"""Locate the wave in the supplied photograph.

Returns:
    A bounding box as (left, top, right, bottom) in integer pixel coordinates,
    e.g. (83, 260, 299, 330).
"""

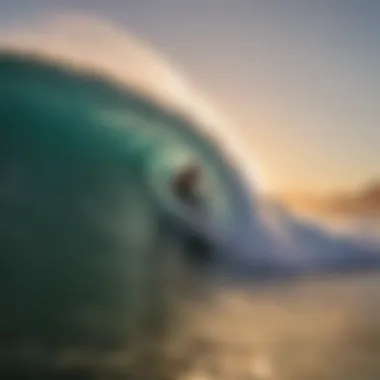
(1, 14, 380, 379)
(0, 18, 379, 276)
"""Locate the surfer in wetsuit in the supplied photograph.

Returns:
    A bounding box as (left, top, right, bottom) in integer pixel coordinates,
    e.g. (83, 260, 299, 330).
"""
(172, 164, 204, 210)
(171, 163, 212, 267)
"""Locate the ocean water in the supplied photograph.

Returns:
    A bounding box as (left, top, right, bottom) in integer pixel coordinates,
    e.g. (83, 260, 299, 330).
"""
(0, 51, 255, 378)
(1, 51, 379, 380)
(179, 274, 380, 380)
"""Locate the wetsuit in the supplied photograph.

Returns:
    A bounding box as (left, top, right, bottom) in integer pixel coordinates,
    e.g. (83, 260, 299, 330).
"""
(171, 166, 212, 267)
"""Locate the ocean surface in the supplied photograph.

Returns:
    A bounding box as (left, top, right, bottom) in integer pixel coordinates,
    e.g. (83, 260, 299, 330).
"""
(180, 274, 380, 380)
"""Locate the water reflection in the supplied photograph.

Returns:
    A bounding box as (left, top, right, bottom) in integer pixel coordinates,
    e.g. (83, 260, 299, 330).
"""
(179, 274, 380, 380)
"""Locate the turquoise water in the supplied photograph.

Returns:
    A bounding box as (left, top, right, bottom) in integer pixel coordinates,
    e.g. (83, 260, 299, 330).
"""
(0, 51, 256, 377)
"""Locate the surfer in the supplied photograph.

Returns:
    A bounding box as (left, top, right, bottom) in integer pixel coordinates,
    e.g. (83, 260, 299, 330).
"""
(171, 163, 212, 267)
(171, 163, 204, 211)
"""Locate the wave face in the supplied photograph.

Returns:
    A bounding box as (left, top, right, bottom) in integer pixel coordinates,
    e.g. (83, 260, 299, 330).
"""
(0, 51, 260, 378)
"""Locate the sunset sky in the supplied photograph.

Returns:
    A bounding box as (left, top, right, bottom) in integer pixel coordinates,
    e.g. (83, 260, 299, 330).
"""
(1, 1, 379, 194)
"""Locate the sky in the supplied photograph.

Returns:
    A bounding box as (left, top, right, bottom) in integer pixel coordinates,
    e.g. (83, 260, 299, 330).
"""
(0, 1, 379, 194)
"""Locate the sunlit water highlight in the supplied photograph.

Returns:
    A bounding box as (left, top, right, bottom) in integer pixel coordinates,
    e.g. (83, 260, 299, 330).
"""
(178, 274, 380, 380)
